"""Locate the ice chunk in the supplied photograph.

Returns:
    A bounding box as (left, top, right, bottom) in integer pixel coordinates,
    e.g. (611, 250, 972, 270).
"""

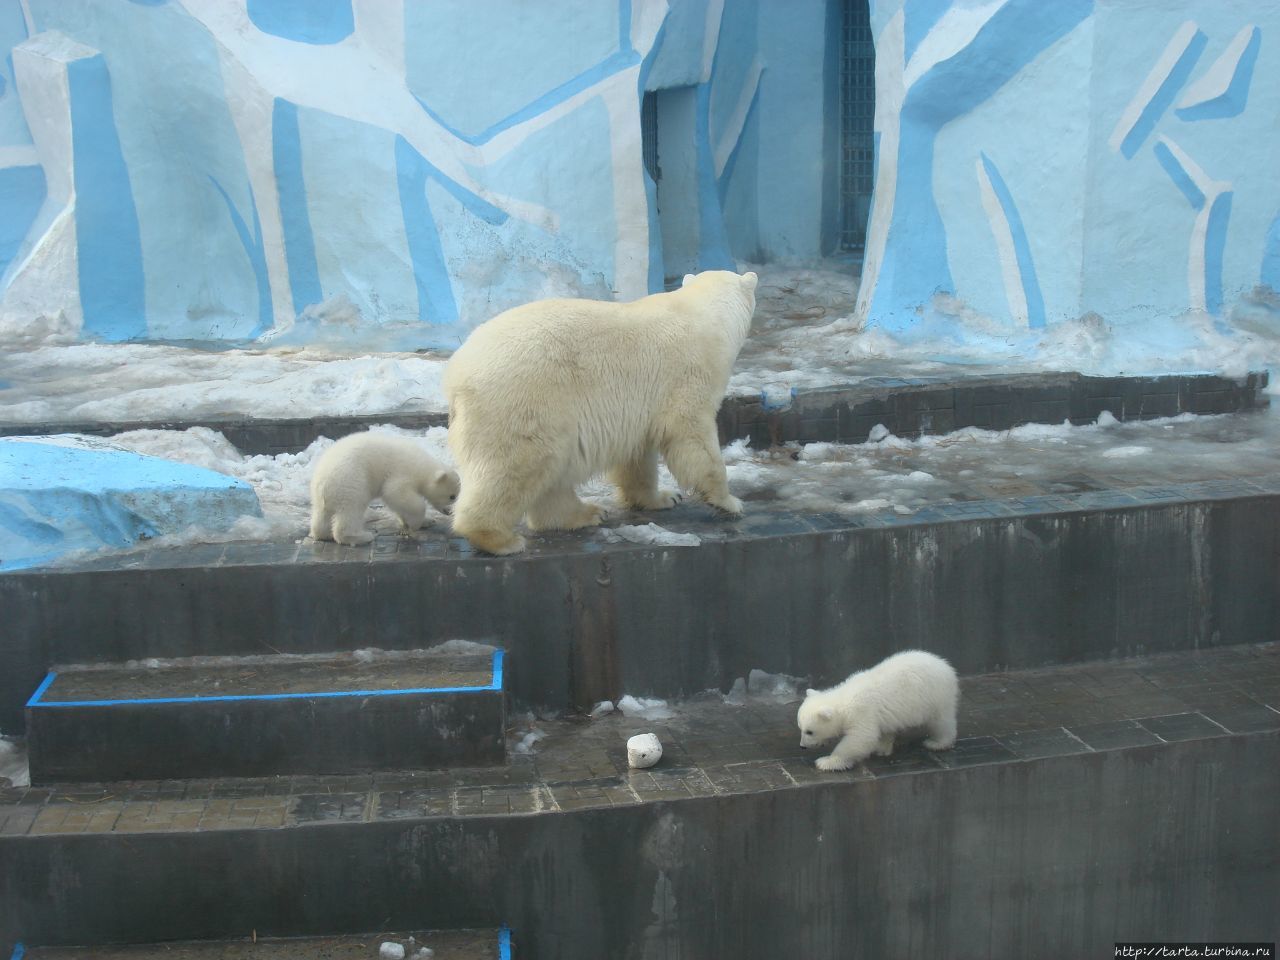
(379, 943, 406, 960)
(723, 677, 748, 706)
(868, 423, 891, 442)
(512, 730, 546, 755)
(761, 384, 795, 412)
(616, 695, 674, 720)
(747, 669, 802, 702)
(627, 732, 663, 769)
(0, 737, 29, 788)
(1102, 445, 1152, 459)
(589, 700, 615, 718)
(601, 523, 700, 547)
(1096, 411, 1119, 426)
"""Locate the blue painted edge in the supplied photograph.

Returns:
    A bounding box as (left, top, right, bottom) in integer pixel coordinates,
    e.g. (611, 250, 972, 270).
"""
(26, 649, 504, 709)
(1203, 191, 1232, 316)
(499, 925, 512, 960)
(1119, 29, 1207, 159)
(1152, 140, 1206, 210)
(208, 175, 273, 336)
(979, 152, 1045, 329)
(271, 98, 323, 313)
(10, 941, 24, 960)
(394, 135, 460, 326)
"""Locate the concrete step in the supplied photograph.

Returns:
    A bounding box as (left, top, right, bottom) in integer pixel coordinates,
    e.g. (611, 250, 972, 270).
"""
(3, 644, 1276, 959)
(25, 648, 505, 783)
(16, 928, 511, 959)
(0, 371, 1264, 455)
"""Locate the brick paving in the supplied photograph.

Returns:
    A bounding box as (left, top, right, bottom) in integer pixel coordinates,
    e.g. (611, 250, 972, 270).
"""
(2, 642, 1275, 835)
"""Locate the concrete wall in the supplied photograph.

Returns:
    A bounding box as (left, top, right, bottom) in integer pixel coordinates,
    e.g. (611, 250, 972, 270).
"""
(0, 0, 835, 345)
(860, 0, 1280, 339)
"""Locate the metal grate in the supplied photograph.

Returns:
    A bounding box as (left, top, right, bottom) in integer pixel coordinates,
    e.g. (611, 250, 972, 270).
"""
(641, 91, 660, 184)
(839, 0, 875, 253)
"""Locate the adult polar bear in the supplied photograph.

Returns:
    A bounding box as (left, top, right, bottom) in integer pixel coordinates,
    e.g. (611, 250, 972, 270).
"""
(444, 270, 758, 555)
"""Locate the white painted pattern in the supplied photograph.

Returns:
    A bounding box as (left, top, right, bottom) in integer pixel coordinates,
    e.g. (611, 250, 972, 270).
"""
(1177, 22, 1256, 111)
(1109, 20, 1200, 153)
(975, 156, 1028, 328)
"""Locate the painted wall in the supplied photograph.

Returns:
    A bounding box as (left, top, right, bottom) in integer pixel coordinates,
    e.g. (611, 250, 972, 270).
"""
(859, 0, 1280, 340)
(0, 0, 834, 346)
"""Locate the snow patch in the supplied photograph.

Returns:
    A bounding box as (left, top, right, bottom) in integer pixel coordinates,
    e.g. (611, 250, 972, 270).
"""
(601, 523, 701, 547)
(0, 737, 29, 788)
(616, 695, 674, 721)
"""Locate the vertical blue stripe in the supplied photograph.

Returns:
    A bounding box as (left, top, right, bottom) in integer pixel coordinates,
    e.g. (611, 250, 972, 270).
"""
(271, 99, 322, 314)
(10, 941, 25, 960)
(489, 649, 504, 691)
(209, 177, 272, 336)
(395, 135, 459, 325)
(1203, 191, 1232, 316)
(498, 925, 512, 960)
(0, 165, 45, 278)
(903, 0, 953, 65)
(1118, 30, 1207, 159)
(1262, 212, 1280, 291)
(979, 154, 1045, 329)
(694, 82, 734, 271)
(67, 53, 146, 340)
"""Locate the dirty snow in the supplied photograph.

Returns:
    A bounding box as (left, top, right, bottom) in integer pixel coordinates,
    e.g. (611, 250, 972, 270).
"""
(599, 523, 701, 547)
(0, 736, 29, 788)
(3, 261, 1277, 427)
(616, 695, 675, 721)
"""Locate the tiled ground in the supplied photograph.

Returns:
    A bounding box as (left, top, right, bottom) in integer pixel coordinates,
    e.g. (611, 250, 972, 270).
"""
(24, 928, 500, 958)
(2, 643, 1275, 834)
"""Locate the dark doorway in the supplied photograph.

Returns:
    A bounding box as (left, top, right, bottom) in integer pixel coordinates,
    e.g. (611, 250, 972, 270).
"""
(839, 0, 875, 254)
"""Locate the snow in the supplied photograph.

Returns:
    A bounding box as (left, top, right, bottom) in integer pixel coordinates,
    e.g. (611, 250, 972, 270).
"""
(0, 736, 29, 788)
(589, 700, 616, 718)
(4, 261, 1275, 429)
(724, 670, 805, 705)
(599, 523, 701, 547)
(379, 942, 406, 960)
(616, 695, 674, 721)
(512, 730, 546, 755)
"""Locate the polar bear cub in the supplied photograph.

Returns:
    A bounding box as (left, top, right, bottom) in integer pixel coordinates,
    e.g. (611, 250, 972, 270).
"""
(443, 270, 758, 555)
(797, 650, 958, 771)
(309, 432, 460, 546)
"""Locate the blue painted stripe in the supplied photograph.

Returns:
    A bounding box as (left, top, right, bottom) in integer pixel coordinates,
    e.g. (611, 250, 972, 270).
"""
(1262, 212, 1280, 290)
(413, 49, 639, 149)
(394, 135, 459, 326)
(1203, 191, 1232, 316)
(1152, 140, 1205, 210)
(28, 649, 503, 708)
(1175, 27, 1262, 122)
(490, 648, 504, 691)
(10, 941, 24, 960)
(0, 165, 45, 279)
(980, 153, 1044, 328)
(271, 98, 323, 313)
(67, 53, 146, 340)
(247, 0, 353, 45)
(694, 82, 734, 271)
(903, 0, 952, 65)
(26, 671, 56, 707)
(1118, 29, 1207, 159)
(498, 925, 512, 960)
(208, 176, 273, 336)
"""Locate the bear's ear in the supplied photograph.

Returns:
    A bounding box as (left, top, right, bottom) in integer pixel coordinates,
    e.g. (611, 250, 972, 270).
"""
(805, 688, 818, 698)
(741, 271, 758, 292)
(434, 470, 449, 484)
(817, 707, 834, 722)
(682, 273, 696, 287)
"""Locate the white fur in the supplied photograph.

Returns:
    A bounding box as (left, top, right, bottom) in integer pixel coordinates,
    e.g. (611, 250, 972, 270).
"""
(797, 650, 959, 772)
(443, 270, 758, 555)
(309, 432, 460, 546)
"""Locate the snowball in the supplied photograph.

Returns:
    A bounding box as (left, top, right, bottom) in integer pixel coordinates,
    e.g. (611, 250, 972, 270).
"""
(868, 423, 891, 442)
(380, 943, 406, 960)
(627, 732, 663, 769)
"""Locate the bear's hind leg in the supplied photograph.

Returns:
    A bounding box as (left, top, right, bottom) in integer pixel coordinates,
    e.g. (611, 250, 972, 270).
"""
(331, 508, 375, 546)
(609, 446, 681, 511)
(452, 477, 529, 555)
(661, 420, 743, 516)
(873, 733, 895, 757)
(309, 504, 334, 542)
(526, 481, 605, 531)
(382, 478, 429, 533)
(923, 714, 957, 751)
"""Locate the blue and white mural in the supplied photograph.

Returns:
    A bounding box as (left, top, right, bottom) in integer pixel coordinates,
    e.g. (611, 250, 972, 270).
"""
(0, 0, 831, 346)
(1, 0, 1276, 349)
(860, 0, 1280, 339)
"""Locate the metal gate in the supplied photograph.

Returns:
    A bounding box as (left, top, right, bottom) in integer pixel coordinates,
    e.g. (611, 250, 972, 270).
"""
(839, 0, 875, 253)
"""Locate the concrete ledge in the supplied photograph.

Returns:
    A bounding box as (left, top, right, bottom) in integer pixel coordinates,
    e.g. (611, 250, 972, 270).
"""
(0, 372, 1265, 455)
(3, 485, 1278, 729)
(3, 732, 1275, 958)
(25, 650, 506, 783)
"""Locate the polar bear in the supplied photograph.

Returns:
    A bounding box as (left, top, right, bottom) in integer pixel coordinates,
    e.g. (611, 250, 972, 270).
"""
(443, 270, 758, 555)
(797, 650, 959, 771)
(309, 432, 460, 546)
